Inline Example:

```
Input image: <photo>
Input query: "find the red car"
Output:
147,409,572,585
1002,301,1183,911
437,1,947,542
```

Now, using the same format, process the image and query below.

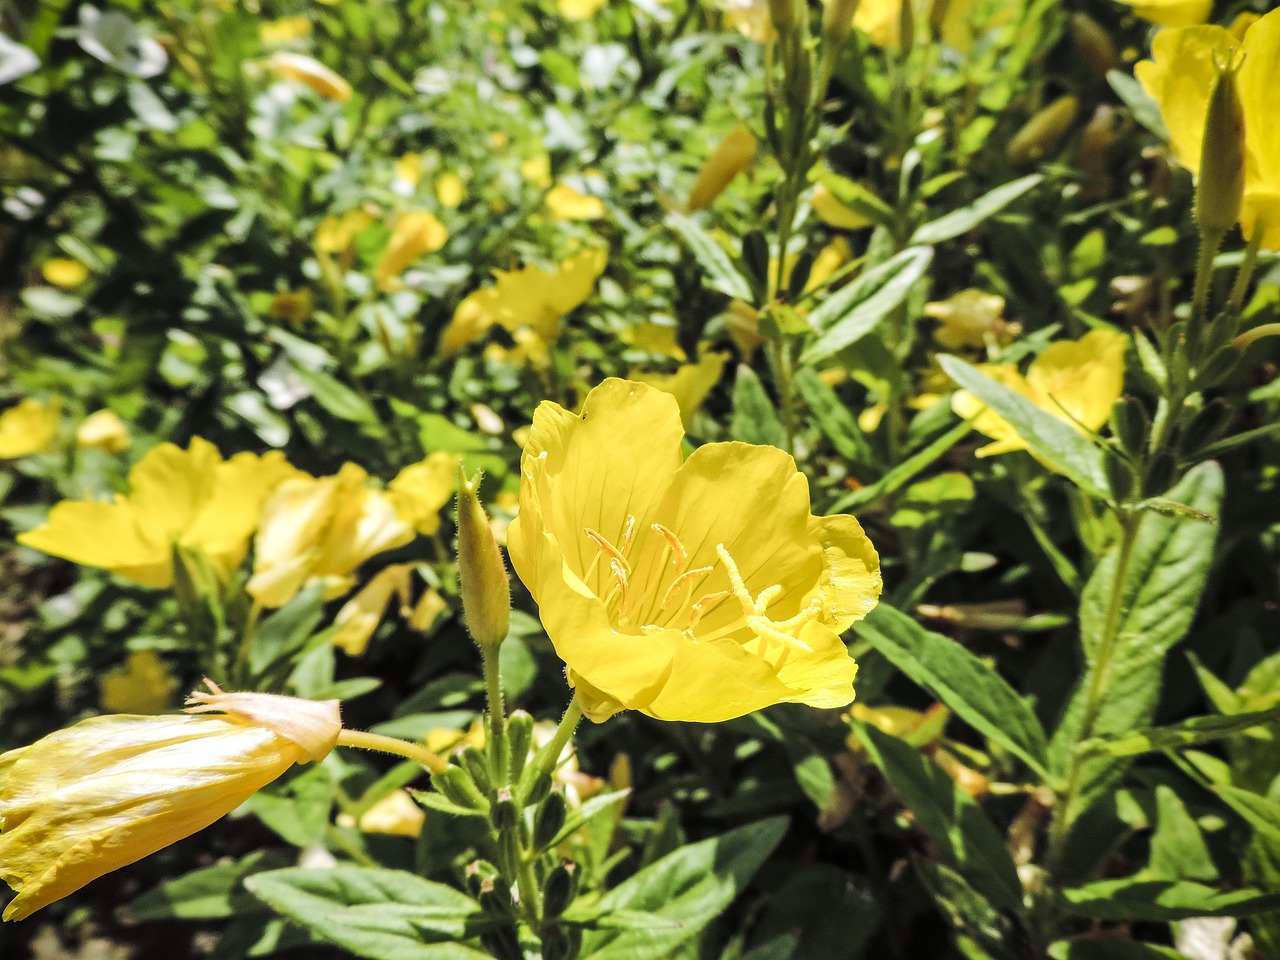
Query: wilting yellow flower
1136,10,1280,248
633,351,730,428
316,208,376,255
75,409,131,453
20,438,296,588
374,211,448,290
1114,0,1211,28
0,399,58,459
332,563,415,655
442,248,608,355
687,124,757,212
409,586,448,632
0,682,340,921
99,649,174,714
559,0,607,19
723,0,775,42
813,184,873,230
387,451,459,536
263,51,352,101
546,182,606,220
260,15,312,45
924,290,1019,350
339,789,425,837
508,379,881,723
42,258,88,288
951,329,1126,457
435,171,466,208
248,463,414,608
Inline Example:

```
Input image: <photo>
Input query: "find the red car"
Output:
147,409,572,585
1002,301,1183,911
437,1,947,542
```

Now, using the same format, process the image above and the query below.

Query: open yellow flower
19,438,296,588
508,379,881,723
545,182,606,220
0,682,340,921
331,563,415,655
924,289,1019,351
1114,0,1211,28
99,650,175,714
1136,10,1280,248
951,329,1126,457
0,399,58,459
374,211,448,289
387,451,460,536
75,409,131,453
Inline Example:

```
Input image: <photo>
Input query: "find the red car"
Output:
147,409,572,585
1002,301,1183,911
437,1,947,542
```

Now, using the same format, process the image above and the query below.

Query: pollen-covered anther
652,523,688,574
620,514,637,552
608,559,632,624
660,565,714,610
685,590,730,633
585,527,630,574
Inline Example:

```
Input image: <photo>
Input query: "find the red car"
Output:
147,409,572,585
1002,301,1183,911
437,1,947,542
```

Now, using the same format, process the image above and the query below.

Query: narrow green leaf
1148,785,1217,883
831,420,972,512
1048,940,1190,960
668,211,754,301
801,247,934,363
856,603,1050,779
910,175,1042,245
794,366,877,471
739,865,879,960
732,365,787,447
549,788,631,848
1058,878,1280,921
1080,705,1280,759
125,850,289,921
1106,70,1170,141
938,353,1110,498
291,366,381,427
856,724,1024,914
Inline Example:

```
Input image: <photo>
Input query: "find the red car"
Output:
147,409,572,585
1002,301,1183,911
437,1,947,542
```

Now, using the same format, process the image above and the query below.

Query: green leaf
856,724,1024,914
937,353,1110,498
125,850,289,921
583,817,787,960
244,866,488,960
1048,940,1190,960
855,603,1050,779
801,247,934,364
548,788,631,848
292,365,381,428
1058,878,1280,921
794,366,877,471
248,583,329,677
831,420,972,512
910,175,1042,245
731,364,787,447
1106,70,1170,141
1080,705,1280,759
738,865,879,960
1148,785,1217,883
667,211,754,301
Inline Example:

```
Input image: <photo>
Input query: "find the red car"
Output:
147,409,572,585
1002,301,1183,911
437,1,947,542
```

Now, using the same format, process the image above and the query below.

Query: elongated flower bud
1008,95,1080,166
767,0,797,31
1194,56,1245,236
456,467,511,650
686,124,758,212
823,0,860,43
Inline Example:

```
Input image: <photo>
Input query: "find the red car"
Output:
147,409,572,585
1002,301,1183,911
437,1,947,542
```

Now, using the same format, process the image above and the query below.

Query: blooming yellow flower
951,329,1126,457
435,171,466,208
723,0,775,42
391,153,423,196
508,379,881,723
0,682,340,921
545,182,606,220
260,15,312,45
41,258,88,288
99,649,174,714
248,463,414,608
559,0,607,19
813,184,873,230
441,248,608,355
0,399,58,459
1136,10,1280,248
374,211,449,290
75,409,131,453
520,154,553,189
19,438,296,588
409,586,449,632
387,451,460,536
332,563,415,655
1114,0,1211,28
316,208,376,255
924,289,1019,351
263,51,352,101
632,351,730,428
686,124,757,212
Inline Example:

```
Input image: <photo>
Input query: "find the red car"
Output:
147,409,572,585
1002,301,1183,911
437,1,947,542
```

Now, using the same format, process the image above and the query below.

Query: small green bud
1143,448,1178,497
432,766,489,811
1195,55,1245,237
1103,449,1136,501
542,862,579,920
532,790,569,851
1008,95,1080,167
459,745,494,797
478,876,515,916
1193,345,1240,390
1110,396,1150,456
490,788,519,832
465,859,500,898
507,710,535,785
456,467,511,651
1069,13,1117,80
480,923,522,960
540,923,582,960
525,770,554,805
1181,398,1232,453
823,0,860,44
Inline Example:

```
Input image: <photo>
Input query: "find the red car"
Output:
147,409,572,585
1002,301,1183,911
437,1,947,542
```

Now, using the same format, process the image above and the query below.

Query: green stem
233,599,263,687
1189,229,1224,341
539,695,585,777
482,647,507,781
336,728,448,774
1226,220,1265,316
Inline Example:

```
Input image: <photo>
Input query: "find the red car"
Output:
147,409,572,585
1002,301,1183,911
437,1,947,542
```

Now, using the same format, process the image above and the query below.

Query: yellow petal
1117,0,1213,28
316,208,375,254
355,790,424,836
75,409,131,453
546,182,606,220
374,211,448,290
264,51,352,101
632,351,729,428
332,564,415,655
248,473,340,607
686,124,757,212
1024,328,1126,432
18,498,171,587
723,0,775,42
185,450,299,575
435,171,466,208
853,0,903,48
42,258,88,289
388,451,460,536
950,364,1038,457
0,399,58,459
312,482,414,586
1239,9,1280,250
559,0,607,18
99,650,175,714
260,15,312,44
813,184,873,230
409,586,448,632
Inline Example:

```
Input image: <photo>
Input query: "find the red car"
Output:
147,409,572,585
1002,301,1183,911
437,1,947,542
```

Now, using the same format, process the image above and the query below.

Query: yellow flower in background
441,248,608,355
723,0,775,42
1114,0,1211,28
813,184,873,231
435,171,466,208
508,379,881,723
339,789,425,837
0,682,340,921
951,329,1126,457
924,289,1020,351
686,123,757,212
42,258,88,288
332,563,415,655
391,153,423,196
20,438,296,588
559,0,607,19
374,211,449,289
387,451,459,536
520,154,553,189
263,52,352,101
260,16,312,45
0,399,58,459
75,409,131,453
633,351,730,428
409,586,448,632
1136,10,1280,248
546,182,606,220
316,208,376,255
99,649,174,714
247,463,414,608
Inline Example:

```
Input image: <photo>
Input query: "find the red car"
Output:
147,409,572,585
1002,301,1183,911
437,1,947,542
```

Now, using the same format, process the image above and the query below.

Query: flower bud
542,862,579,920
456,467,511,651
1180,398,1231,453
1069,13,1117,79
459,745,495,797
532,790,569,851
767,0,797,31
432,766,490,811
1008,95,1079,167
506,710,535,785
490,791,519,832
1110,396,1150,456
1194,56,1245,237
686,124,757,212
823,0,860,43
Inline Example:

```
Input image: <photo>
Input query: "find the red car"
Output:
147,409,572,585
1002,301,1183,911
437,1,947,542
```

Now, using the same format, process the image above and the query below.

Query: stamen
620,514,637,553
770,597,824,631
652,523,688,575
686,590,730,631
660,565,714,610
716,544,757,611
585,527,631,574
608,559,631,624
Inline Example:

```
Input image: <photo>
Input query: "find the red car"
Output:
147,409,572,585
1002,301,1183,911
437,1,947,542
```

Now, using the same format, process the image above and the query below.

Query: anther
660,566,714,610
652,523,688,575
609,559,631,624
686,591,730,630
620,514,637,553
585,527,630,574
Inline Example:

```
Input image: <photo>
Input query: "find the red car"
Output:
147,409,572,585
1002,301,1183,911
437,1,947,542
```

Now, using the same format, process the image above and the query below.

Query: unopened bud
1110,396,1150,456
767,0,796,31
1195,55,1245,237
532,790,569,851
686,124,757,212
506,710,534,785
1008,95,1080,167
823,0,860,43
898,0,915,54
1070,13,1117,79
542,862,578,920
456,467,510,651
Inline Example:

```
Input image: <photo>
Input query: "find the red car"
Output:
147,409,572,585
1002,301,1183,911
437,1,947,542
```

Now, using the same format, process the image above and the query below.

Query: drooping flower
75,409,131,453
19,438,297,588
1136,10,1280,248
950,329,1126,457
0,399,58,459
263,51,352,101
332,563,416,655
508,379,881,723
0,682,340,921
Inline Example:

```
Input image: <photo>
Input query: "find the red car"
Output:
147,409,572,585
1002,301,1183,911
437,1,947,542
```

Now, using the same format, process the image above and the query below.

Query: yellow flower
75,409,131,453
0,399,58,459
559,0,607,19
507,379,881,723
332,563,415,656
520,155,552,189
387,451,460,536
686,124,757,212
99,650,174,714
723,0,775,42
392,153,423,195
813,184,873,230
339,789,425,837
924,289,1019,351
0,682,340,921
435,171,466,208
374,211,448,290
409,586,448,632
1114,0,1211,28
316,208,375,255
441,248,608,355
545,182,606,220
248,463,414,608
260,15,312,45
19,438,296,588
632,351,730,428
42,258,88,288
1136,10,1280,248
951,329,1126,457
263,52,352,101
